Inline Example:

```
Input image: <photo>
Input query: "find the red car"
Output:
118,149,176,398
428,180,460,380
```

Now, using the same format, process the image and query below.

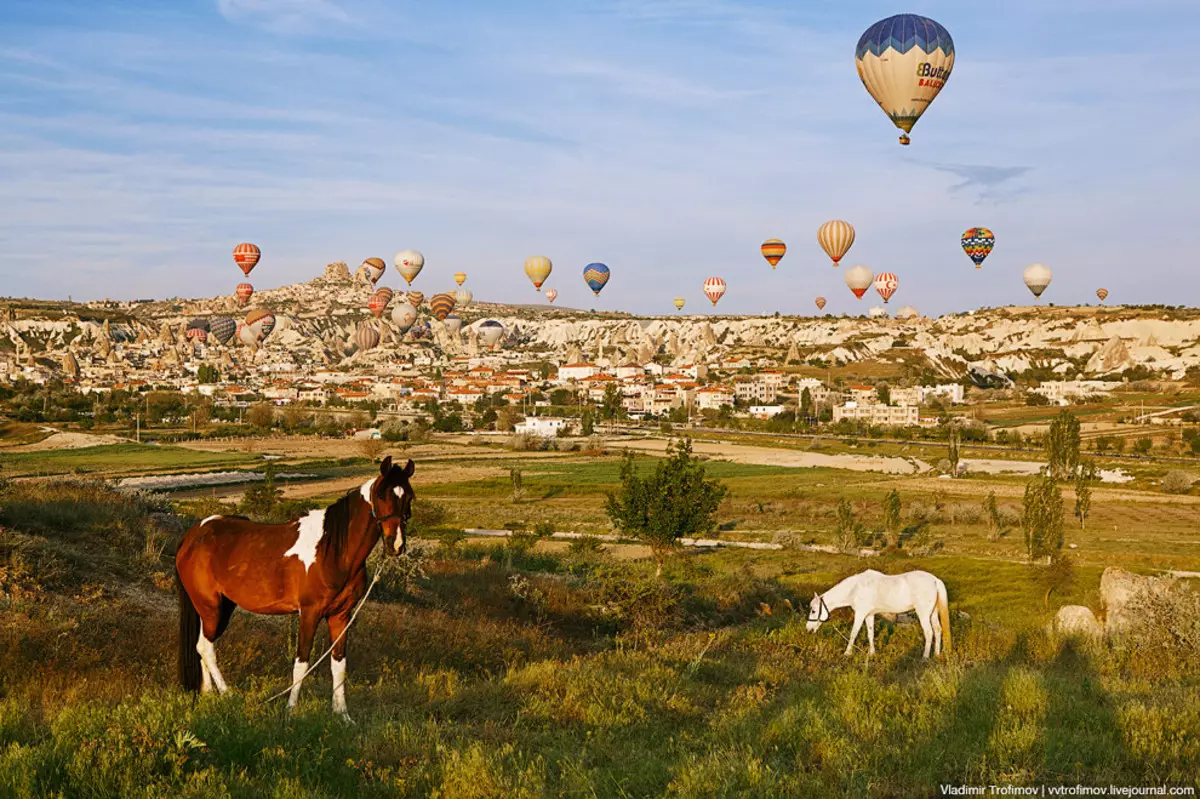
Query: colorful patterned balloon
1096,287,1109,303
856,14,954,145
703,277,726,307
210,317,236,345
453,272,467,286
583,263,610,296
362,257,386,284
961,227,995,269
429,292,456,321
405,291,425,308
545,288,558,303
394,250,424,285
761,239,786,268
874,272,899,303
673,297,686,311
815,297,827,311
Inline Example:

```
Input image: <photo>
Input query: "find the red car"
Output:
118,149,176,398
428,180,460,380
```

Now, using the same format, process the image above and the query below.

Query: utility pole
135,413,140,443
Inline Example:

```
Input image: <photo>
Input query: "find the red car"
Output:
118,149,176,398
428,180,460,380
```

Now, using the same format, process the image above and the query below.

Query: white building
735,381,777,403
558,363,600,382
1029,380,1118,405
832,402,919,426
696,386,735,410
515,417,569,438
749,405,786,419
924,383,965,405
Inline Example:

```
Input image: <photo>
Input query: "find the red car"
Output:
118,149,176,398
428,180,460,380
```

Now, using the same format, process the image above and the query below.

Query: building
515,417,568,437
889,387,922,407
695,386,735,410
735,380,777,403
749,405,786,419
558,363,600,382
1029,380,1117,405
924,383,966,405
846,385,879,405
832,401,919,426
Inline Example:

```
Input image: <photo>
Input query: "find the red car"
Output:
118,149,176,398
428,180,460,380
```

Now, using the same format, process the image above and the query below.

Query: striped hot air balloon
453,272,467,286
235,283,254,305
673,297,686,311
545,288,558,303
525,256,553,290
583,263,610,296
395,250,424,285
1096,288,1109,303
455,288,472,308
818,221,855,266
355,321,380,352
368,289,393,318
961,227,995,269
844,265,874,299
815,297,827,311
362,257,386,284
874,272,899,303
246,309,275,339
233,243,260,276
405,291,425,308
703,277,726,307
210,317,236,345
761,239,787,268
429,292,456,321
185,327,208,344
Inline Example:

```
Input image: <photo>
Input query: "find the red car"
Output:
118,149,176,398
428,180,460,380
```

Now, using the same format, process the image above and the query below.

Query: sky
1,0,1198,317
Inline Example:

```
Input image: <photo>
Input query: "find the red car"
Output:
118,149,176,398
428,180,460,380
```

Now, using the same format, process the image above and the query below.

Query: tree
581,408,596,437
984,490,1003,541
835,497,860,553
197,364,220,384
1022,474,1064,562
876,383,891,405
241,463,283,519
550,388,572,406
947,423,961,477
246,402,275,429
883,489,902,549
509,468,525,503
1074,460,1096,529
800,387,813,422
604,439,728,577
497,407,523,432
1134,436,1153,455
1045,409,1081,480
601,383,624,422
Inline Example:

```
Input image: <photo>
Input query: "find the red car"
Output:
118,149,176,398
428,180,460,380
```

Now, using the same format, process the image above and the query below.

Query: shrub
1122,582,1200,660
1161,471,1194,495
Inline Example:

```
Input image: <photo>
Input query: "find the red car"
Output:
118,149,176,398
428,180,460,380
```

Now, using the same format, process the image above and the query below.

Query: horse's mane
318,488,360,561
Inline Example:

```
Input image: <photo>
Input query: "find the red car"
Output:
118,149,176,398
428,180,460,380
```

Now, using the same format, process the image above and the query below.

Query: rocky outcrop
1053,605,1103,639
323,261,351,282
1087,336,1134,375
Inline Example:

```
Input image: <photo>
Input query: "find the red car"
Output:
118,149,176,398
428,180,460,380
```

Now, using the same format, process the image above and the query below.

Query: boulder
1100,567,1176,635
1053,605,1103,639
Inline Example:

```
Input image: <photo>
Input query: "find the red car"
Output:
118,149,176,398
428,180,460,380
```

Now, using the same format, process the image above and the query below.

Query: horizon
2,1,1197,316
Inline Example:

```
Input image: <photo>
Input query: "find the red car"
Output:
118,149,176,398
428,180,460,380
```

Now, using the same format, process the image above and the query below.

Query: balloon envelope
368,290,391,319
961,227,995,269
1096,288,1109,302
856,14,954,145
362,257,386,284
524,256,552,290
444,315,463,335
453,272,467,286
455,288,472,307
391,302,417,333
703,277,726,306
233,243,260,276
405,291,425,308
583,263,610,295
844,265,874,299
874,272,899,303
235,283,254,305
761,239,786,268
479,320,505,348
210,317,236,345
394,250,424,285
673,297,686,311
815,297,827,311
355,322,380,352
1023,264,1053,299
429,292,456,321
545,288,558,303
818,221,855,265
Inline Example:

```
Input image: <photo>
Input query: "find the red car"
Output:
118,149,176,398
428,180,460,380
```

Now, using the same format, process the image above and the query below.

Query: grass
1,466,1198,796
0,442,260,477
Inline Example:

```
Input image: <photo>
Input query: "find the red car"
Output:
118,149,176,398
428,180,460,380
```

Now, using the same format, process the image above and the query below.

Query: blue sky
1,0,1197,317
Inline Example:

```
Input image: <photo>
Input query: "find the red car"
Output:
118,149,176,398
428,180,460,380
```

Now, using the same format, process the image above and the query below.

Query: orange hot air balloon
817,221,855,266
815,296,827,311
429,293,456,321
1096,288,1109,303
235,283,254,305
844,265,874,299
233,243,260,276
368,289,392,319
454,272,467,286
703,277,726,307
406,290,425,308
761,239,787,268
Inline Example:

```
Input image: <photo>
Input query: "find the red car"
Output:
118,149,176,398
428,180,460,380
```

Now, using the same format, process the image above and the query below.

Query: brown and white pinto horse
176,456,414,719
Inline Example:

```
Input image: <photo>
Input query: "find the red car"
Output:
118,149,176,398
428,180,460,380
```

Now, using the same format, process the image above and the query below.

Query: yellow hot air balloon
394,250,424,285
761,239,786,268
524,255,552,290
429,293,456,321
405,290,425,308
815,296,827,312
1096,288,1109,303
673,297,686,311
817,220,855,266
454,272,467,286
856,15,955,145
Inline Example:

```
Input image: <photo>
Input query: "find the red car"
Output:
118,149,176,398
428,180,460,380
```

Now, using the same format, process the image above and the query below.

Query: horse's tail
936,578,952,656
177,569,203,692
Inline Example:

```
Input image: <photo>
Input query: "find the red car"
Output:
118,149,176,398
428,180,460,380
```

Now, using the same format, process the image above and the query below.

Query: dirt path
612,437,926,475
7,429,133,452
172,464,509,501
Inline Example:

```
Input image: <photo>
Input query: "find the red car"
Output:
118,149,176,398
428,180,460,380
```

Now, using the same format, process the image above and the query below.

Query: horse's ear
401,459,415,479
380,455,393,476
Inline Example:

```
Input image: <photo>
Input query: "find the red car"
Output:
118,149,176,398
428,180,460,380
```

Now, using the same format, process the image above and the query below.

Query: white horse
806,569,951,659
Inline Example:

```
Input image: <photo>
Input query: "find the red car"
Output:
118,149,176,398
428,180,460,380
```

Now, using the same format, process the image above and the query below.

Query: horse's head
806,593,829,633
366,456,415,556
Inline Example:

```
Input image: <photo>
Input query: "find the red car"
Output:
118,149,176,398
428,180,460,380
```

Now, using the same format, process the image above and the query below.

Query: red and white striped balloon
703,277,727,306
874,272,898,303
233,243,260,276
545,288,558,303
235,283,254,305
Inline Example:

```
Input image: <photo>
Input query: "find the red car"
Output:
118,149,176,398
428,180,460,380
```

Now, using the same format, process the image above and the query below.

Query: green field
0,442,260,477
1,444,1198,797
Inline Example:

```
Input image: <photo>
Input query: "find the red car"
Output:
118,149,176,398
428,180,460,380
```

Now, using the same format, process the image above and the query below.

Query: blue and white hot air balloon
856,14,955,145
583,262,610,296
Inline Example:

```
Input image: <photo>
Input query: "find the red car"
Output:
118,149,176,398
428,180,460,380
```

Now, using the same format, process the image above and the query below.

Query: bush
951,504,982,525
1123,582,1200,660
1161,471,1195,495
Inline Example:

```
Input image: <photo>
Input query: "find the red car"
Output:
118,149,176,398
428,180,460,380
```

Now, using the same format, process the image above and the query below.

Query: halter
811,594,831,623
365,485,409,527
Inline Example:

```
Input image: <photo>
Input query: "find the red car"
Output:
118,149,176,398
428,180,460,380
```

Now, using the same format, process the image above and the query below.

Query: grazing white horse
806,569,951,659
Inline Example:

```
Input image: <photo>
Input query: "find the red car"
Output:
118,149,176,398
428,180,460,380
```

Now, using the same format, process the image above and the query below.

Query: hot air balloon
187,318,210,333
405,291,425,308
361,257,386,285
761,239,787,268
525,256,552,290
1023,264,1052,299
210,317,236,345
355,322,380,352
375,286,394,305
233,243,260,276
455,288,472,308
186,327,208,345
235,283,254,305
1096,288,1109,303
673,297,686,311
856,14,954,146
961,227,995,269
479,320,505,349
391,302,417,334
238,324,259,347
874,272,899,303
444,315,463,335
583,263,610,296
453,272,467,286
844,265,874,299
815,297,827,312
395,250,424,285
703,277,726,307
246,309,275,339
429,292,456,321
368,289,392,319
817,221,855,266
545,288,558,303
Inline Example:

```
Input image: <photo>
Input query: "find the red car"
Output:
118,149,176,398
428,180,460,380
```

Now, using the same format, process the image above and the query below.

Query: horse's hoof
336,712,355,725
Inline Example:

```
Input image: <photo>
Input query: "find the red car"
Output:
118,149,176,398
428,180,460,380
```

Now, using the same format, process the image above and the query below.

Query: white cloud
215,0,352,34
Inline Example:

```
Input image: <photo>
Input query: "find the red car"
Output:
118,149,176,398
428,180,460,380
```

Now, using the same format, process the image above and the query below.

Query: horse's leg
288,607,320,712
930,605,943,656
327,608,353,721
866,613,876,656
845,611,865,656
918,607,934,659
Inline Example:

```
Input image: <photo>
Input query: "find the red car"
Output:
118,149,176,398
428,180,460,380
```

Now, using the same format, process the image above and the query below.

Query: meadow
1,444,1198,797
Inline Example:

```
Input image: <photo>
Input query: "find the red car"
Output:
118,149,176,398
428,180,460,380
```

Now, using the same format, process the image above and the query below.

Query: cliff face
7,270,1200,382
